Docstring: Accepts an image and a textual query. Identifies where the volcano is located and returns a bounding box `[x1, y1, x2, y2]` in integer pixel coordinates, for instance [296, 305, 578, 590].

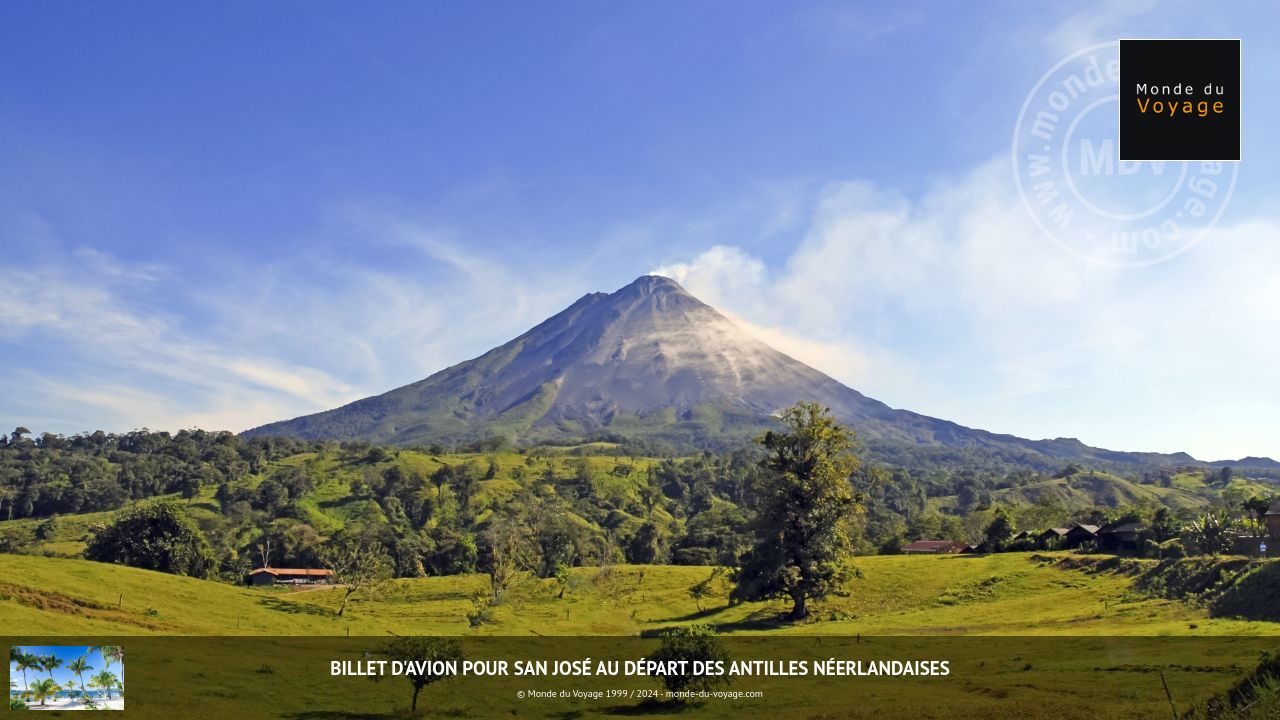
[243, 275, 1205, 469]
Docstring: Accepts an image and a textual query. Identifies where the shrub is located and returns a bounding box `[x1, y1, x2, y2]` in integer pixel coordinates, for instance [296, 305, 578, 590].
[84, 501, 215, 577]
[1159, 538, 1187, 559]
[646, 624, 731, 698]
[1009, 537, 1038, 552]
[1141, 538, 1161, 559]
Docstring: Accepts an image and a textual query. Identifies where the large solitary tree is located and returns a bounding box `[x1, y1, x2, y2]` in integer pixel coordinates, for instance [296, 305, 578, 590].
[731, 402, 860, 620]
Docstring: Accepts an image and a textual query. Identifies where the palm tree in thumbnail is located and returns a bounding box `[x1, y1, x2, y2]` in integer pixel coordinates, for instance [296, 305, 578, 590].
[40, 654, 63, 682]
[8, 647, 22, 690]
[13, 652, 41, 697]
[90, 671, 119, 701]
[29, 678, 61, 707]
[67, 656, 93, 698]
[90, 645, 123, 673]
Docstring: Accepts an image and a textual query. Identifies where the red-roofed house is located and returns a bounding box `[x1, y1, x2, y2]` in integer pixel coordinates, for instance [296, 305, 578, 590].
[901, 540, 971, 554]
[247, 567, 334, 586]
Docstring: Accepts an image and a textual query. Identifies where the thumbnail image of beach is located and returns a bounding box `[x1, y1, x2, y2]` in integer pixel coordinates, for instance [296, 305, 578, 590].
[10, 645, 123, 711]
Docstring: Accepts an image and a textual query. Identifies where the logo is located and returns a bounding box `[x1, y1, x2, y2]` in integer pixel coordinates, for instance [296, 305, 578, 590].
[1013, 42, 1237, 267]
[1119, 39, 1240, 161]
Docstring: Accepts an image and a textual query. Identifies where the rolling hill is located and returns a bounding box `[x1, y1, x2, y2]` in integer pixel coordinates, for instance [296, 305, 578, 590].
[6, 553, 1278, 720]
[5, 552, 1279, 637]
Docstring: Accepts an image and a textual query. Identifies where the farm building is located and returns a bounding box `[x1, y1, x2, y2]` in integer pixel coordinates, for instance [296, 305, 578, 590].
[1097, 522, 1147, 551]
[1038, 527, 1069, 548]
[1268, 500, 1280, 540]
[902, 540, 971, 554]
[1063, 524, 1101, 549]
[247, 567, 334, 586]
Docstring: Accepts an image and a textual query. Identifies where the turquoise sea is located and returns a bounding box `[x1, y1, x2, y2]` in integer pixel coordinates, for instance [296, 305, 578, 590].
[10, 689, 122, 699]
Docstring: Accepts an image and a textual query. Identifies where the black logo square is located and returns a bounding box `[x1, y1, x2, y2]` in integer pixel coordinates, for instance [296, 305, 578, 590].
[1119, 39, 1240, 161]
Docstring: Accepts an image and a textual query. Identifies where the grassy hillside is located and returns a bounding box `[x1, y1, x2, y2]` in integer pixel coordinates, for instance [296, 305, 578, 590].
[1170, 470, 1278, 501]
[1, 448, 662, 558]
[992, 469, 1207, 510]
[5, 552, 1280, 637]
[927, 467, 1274, 516]
[7, 553, 1280, 719]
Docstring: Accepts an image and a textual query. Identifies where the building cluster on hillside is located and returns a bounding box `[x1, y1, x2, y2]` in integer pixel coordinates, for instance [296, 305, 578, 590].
[906, 500, 1280, 557]
[902, 521, 1146, 555]
[1017, 522, 1147, 551]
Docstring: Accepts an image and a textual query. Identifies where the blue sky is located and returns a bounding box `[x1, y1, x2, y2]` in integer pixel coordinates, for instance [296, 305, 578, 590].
[9, 646, 122, 693]
[1, 1, 1278, 460]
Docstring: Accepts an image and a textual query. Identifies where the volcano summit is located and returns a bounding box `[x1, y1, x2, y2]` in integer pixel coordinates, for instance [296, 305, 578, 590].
[243, 275, 1206, 469]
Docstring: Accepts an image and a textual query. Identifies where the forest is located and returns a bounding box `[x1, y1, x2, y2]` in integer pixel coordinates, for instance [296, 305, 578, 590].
[0, 423, 1275, 588]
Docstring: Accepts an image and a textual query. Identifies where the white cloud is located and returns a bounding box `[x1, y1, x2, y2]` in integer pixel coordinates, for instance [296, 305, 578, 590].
[3, 172, 1274, 461]
[0, 215, 582, 436]
[653, 157, 1280, 461]
[655, 245, 876, 383]
[653, 245, 768, 301]
[0, 253, 363, 433]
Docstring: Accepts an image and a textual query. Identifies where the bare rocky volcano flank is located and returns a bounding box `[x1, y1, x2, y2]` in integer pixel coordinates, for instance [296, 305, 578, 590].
[486, 274, 856, 419]
[242, 275, 1210, 468]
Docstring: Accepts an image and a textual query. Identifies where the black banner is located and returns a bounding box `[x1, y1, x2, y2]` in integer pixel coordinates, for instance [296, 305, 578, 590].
[6, 636, 1275, 718]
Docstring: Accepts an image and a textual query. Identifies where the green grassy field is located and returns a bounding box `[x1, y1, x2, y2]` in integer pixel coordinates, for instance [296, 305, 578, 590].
[6, 451, 1279, 717]
[7, 553, 1280, 719]
[4, 552, 1279, 638]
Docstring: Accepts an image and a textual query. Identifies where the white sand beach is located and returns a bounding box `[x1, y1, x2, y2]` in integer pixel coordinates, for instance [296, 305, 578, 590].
[28, 696, 124, 711]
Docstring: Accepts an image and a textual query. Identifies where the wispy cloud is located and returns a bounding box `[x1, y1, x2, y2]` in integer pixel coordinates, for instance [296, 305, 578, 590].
[799, 4, 926, 49]
[0, 249, 361, 432]
[3, 174, 1273, 458]
[0, 215, 578, 436]
[1045, 0, 1162, 55]
[654, 158, 1280, 461]
[645, 1, 1278, 461]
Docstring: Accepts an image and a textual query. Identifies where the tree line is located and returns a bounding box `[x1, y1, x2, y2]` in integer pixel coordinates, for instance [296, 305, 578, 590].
[2, 415, 1274, 622]
[0, 427, 317, 522]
